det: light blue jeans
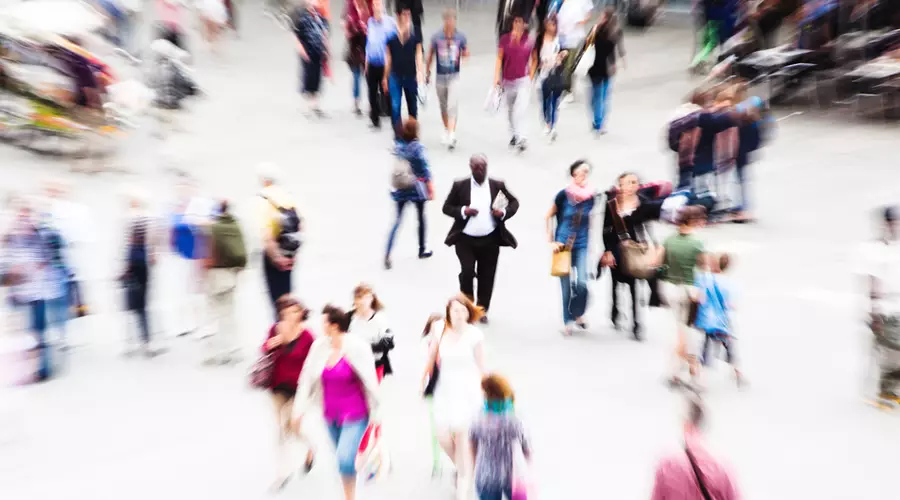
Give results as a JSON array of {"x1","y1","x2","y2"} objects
[
  {"x1": 559, "y1": 246, "x2": 589, "y2": 324},
  {"x1": 327, "y1": 417, "x2": 369, "y2": 477},
  {"x1": 591, "y1": 78, "x2": 612, "y2": 131},
  {"x1": 46, "y1": 294, "x2": 70, "y2": 343},
  {"x1": 351, "y1": 67, "x2": 363, "y2": 101},
  {"x1": 478, "y1": 486, "x2": 513, "y2": 500}
]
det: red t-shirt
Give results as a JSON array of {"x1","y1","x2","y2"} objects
[
  {"x1": 498, "y1": 33, "x2": 534, "y2": 82},
  {"x1": 264, "y1": 325, "x2": 315, "y2": 391}
]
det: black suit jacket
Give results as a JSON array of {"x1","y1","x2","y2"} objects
[{"x1": 442, "y1": 178, "x2": 519, "y2": 248}]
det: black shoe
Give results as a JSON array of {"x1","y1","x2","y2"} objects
[
  {"x1": 479, "y1": 315, "x2": 489, "y2": 325},
  {"x1": 508, "y1": 137, "x2": 517, "y2": 147},
  {"x1": 516, "y1": 138, "x2": 528, "y2": 151},
  {"x1": 418, "y1": 250, "x2": 433, "y2": 259},
  {"x1": 633, "y1": 324, "x2": 643, "y2": 341},
  {"x1": 303, "y1": 456, "x2": 315, "y2": 473},
  {"x1": 383, "y1": 257, "x2": 392, "y2": 270}
]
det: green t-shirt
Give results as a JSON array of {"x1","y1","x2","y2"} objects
[{"x1": 662, "y1": 233, "x2": 704, "y2": 285}]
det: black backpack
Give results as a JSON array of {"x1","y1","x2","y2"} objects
[{"x1": 262, "y1": 196, "x2": 302, "y2": 257}]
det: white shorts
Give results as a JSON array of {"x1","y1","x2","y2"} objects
[
  {"x1": 435, "y1": 76, "x2": 459, "y2": 118},
  {"x1": 664, "y1": 282, "x2": 703, "y2": 358}
]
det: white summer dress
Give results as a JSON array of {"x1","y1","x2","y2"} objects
[{"x1": 431, "y1": 322, "x2": 485, "y2": 431}]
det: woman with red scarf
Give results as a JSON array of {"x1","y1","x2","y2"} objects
[{"x1": 344, "y1": 0, "x2": 372, "y2": 114}]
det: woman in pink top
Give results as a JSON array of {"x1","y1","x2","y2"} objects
[
  {"x1": 293, "y1": 305, "x2": 380, "y2": 500},
  {"x1": 156, "y1": 0, "x2": 188, "y2": 51}
]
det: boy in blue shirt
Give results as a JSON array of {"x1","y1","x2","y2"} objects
[{"x1": 695, "y1": 252, "x2": 742, "y2": 386}]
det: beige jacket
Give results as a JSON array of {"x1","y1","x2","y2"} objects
[{"x1": 292, "y1": 335, "x2": 381, "y2": 423}]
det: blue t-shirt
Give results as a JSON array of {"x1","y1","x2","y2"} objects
[
  {"x1": 366, "y1": 17, "x2": 398, "y2": 65},
  {"x1": 430, "y1": 31, "x2": 467, "y2": 76},
  {"x1": 695, "y1": 272, "x2": 732, "y2": 335},
  {"x1": 554, "y1": 191, "x2": 594, "y2": 250}
]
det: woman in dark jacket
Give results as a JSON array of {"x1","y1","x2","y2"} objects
[
  {"x1": 600, "y1": 172, "x2": 663, "y2": 341},
  {"x1": 385, "y1": 118, "x2": 434, "y2": 270},
  {"x1": 263, "y1": 296, "x2": 316, "y2": 491}
]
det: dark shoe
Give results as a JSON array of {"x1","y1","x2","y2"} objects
[
  {"x1": 303, "y1": 455, "x2": 315, "y2": 473},
  {"x1": 516, "y1": 138, "x2": 528, "y2": 152},
  {"x1": 508, "y1": 137, "x2": 517, "y2": 147},
  {"x1": 479, "y1": 315, "x2": 489, "y2": 325},
  {"x1": 575, "y1": 320, "x2": 588, "y2": 330},
  {"x1": 418, "y1": 250, "x2": 433, "y2": 259},
  {"x1": 383, "y1": 257, "x2": 392, "y2": 270}
]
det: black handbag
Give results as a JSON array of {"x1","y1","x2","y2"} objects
[{"x1": 423, "y1": 363, "x2": 440, "y2": 397}]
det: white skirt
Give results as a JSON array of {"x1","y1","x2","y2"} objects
[{"x1": 199, "y1": 0, "x2": 227, "y2": 25}]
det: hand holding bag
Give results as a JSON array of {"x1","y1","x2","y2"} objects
[
  {"x1": 510, "y1": 438, "x2": 532, "y2": 500},
  {"x1": 551, "y1": 207, "x2": 583, "y2": 277},
  {"x1": 609, "y1": 199, "x2": 657, "y2": 279}
]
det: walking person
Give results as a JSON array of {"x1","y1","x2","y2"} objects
[
  {"x1": 425, "y1": 9, "x2": 468, "y2": 149},
  {"x1": 292, "y1": 305, "x2": 381, "y2": 500},
  {"x1": 695, "y1": 253, "x2": 742, "y2": 385},
  {"x1": 494, "y1": 16, "x2": 534, "y2": 151},
  {"x1": 442, "y1": 155, "x2": 520, "y2": 324},
  {"x1": 256, "y1": 163, "x2": 302, "y2": 318},
  {"x1": 470, "y1": 373, "x2": 532, "y2": 500},
  {"x1": 650, "y1": 396, "x2": 741, "y2": 499},
  {"x1": 33, "y1": 209, "x2": 73, "y2": 354},
  {"x1": 396, "y1": 0, "x2": 424, "y2": 41},
  {"x1": 120, "y1": 191, "x2": 158, "y2": 357},
  {"x1": 203, "y1": 200, "x2": 247, "y2": 366},
  {"x1": 349, "y1": 283, "x2": 395, "y2": 381},
  {"x1": 587, "y1": 9, "x2": 625, "y2": 135},
  {"x1": 556, "y1": 0, "x2": 593, "y2": 103},
  {"x1": 385, "y1": 118, "x2": 434, "y2": 269},
  {"x1": 364, "y1": 0, "x2": 396, "y2": 129},
  {"x1": 156, "y1": 0, "x2": 188, "y2": 52},
  {"x1": 496, "y1": 0, "x2": 536, "y2": 38},
  {"x1": 600, "y1": 172, "x2": 663, "y2": 340},
  {"x1": 536, "y1": 15, "x2": 566, "y2": 140},
  {"x1": 423, "y1": 294, "x2": 488, "y2": 498},
  {"x1": 383, "y1": 7, "x2": 424, "y2": 134},
  {"x1": 293, "y1": 0, "x2": 331, "y2": 116},
  {"x1": 198, "y1": 0, "x2": 228, "y2": 53},
  {"x1": 263, "y1": 296, "x2": 316, "y2": 491},
  {"x1": 345, "y1": 0, "x2": 371, "y2": 115},
  {"x1": 545, "y1": 160, "x2": 597, "y2": 336}
]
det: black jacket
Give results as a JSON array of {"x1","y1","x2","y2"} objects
[{"x1": 442, "y1": 178, "x2": 520, "y2": 248}]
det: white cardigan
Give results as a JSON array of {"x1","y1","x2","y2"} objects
[{"x1": 292, "y1": 335, "x2": 381, "y2": 423}]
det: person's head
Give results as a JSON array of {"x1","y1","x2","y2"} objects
[
  {"x1": 128, "y1": 187, "x2": 148, "y2": 211},
  {"x1": 398, "y1": 7, "x2": 412, "y2": 30},
  {"x1": 257, "y1": 162, "x2": 281, "y2": 188},
  {"x1": 218, "y1": 199, "x2": 230, "y2": 215},
  {"x1": 422, "y1": 312, "x2": 443, "y2": 338},
  {"x1": 481, "y1": 373, "x2": 515, "y2": 412},
  {"x1": 469, "y1": 154, "x2": 488, "y2": 184},
  {"x1": 322, "y1": 304, "x2": 352, "y2": 336},
  {"x1": 276, "y1": 295, "x2": 310, "y2": 323},
  {"x1": 400, "y1": 118, "x2": 419, "y2": 142},
  {"x1": 544, "y1": 15, "x2": 558, "y2": 36},
  {"x1": 882, "y1": 206, "x2": 897, "y2": 240},
  {"x1": 443, "y1": 9, "x2": 457, "y2": 32},
  {"x1": 445, "y1": 294, "x2": 482, "y2": 329},
  {"x1": 617, "y1": 172, "x2": 639, "y2": 197},
  {"x1": 373, "y1": 0, "x2": 383, "y2": 18},
  {"x1": 679, "y1": 206, "x2": 707, "y2": 233},
  {"x1": 353, "y1": 283, "x2": 384, "y2": 312},
  {"x1": 569, "y1": 160, "x2": 591, "y2": 187},
  {"x1": 718, "y1": 253, "x2": 730, "y2": 273},
  {"x1": 511, "y1": 15, "x2": 525, "y2": 36}
]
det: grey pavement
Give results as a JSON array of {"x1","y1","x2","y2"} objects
[{"x1": 2, "y1": 1, "x2": 900, "y2": 500}]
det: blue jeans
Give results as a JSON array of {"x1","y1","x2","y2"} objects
[
  {"x1": 591, "y1": 79, "x2": 612, "y2": 130},
  {"x1": 352, "y1": 67, "x2": 363, "y2": 101},
  {"x1": 30, "y1": 300, "x2": 51, "y2": 380},
  {"x1": 327, "y1": 418, "x2": 370, "y2": 477},
  {"x1": 46, "y1": 293, "x2": 70, "y2": 341},
  {"x1": 541, "y1": 83, "x2": 561, "y2": 128},
  {"x1": 389, "y1": 74, "x2": 418, "y2": 128},
  {"x1": 477, "y1": 486, "x2": 513, "y2": 500},
  {"x1": 732, "y1": 160, "x2": 749, "y2": 212},
  {"x1": 385, "y1": 200, "x2": 426, "y2": 258},
  {"x1": 559, "y1": 246, "x2": 589, "y2": 324}
]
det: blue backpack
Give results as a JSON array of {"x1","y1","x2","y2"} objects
[{"x1": 171, "y1": 214, "x2": 204, "y2": 260}]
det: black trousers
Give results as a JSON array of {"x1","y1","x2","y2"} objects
[
  {"x1": 455, "y1": 232, "x2": 501, "y2": 312},
  {"x1": 366, "y1": 64, "x2": 387, "y2": 126},
  {"x1": 610, "y1": 266, "x2": 660, "y2": 329},
  {"x1": 263, "y1": 254, "x2": 292, "y2": 318}
]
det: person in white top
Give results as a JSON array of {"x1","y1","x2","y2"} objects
[
  {"x1": 348, "y1": 283, "x2": 395, "y2": 381},
  {"x1": 858, "y1": 206, "x2": 900, "y2": 409},
  {"x1": 422, "y1": 294, "x2": 487, "y2": 499},
  {"x1": 537, "y1": 15, "x2": 567, "y2": 139},
  {"x1": 556, "y1": 0, "x2": 593, "y2": 102},
  {"x1": 441, "y1": 156, "x2": 520, "y2": 324}
]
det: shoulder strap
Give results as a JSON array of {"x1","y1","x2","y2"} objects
[
  {"x1": 685, "y1": 447, "x2": 714, "y2": 500},
  {"x1": 607, "y1": 198, "x2": 631, "y2": 242}
]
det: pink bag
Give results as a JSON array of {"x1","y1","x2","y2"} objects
[{"x1": 510, "y1": 439, "x2": 531, "y2": 500}]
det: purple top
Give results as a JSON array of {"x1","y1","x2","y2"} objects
[
  {"x1": 322, "y1": 358, "x2": 369, "y2": 423},
  {"x1": 499, "y1": 34, "x2": 534, "y2": 82}
]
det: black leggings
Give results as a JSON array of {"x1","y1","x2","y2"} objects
[
  {"x1": 263, "y1": 254, "x2": 292, "y2": 317},
  {"x1": 610, "y1": 267, "x2": 660, "y2": 329}
]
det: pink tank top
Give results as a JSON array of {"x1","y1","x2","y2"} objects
[{"x1": 321, "y1": 358, "x2": 369, "y2": 423}]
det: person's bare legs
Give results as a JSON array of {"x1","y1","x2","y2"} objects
[
  {"x1": 438, "y1": 429, "x2": 457, "y2": 466},
  {"x1": 341, "y1": 477, "x2": 356, "y2": 500},
  {"x1": 453, "y1": 429, "x2": 473, "y2": 500},
  {"x1": 271, "y1": 394, "x2": 292, "y2": 488}
]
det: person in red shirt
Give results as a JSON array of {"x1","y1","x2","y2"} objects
[{"x1": 263, "y1": 295, "x2": 316, "y2": 492}]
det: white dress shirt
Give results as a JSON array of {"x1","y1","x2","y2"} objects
[{"x1": 463, "y1": 178, "x2": 497, "y2": 237}]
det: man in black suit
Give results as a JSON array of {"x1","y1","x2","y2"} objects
[{"x1": 442, "y1": 155, "x2": 519, "y2": 324}]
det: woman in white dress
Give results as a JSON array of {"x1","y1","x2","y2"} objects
[
  {"x1": 423, "y1": 294, "x2": 487, "y2": 498},
  {"x1": 198, "y1": 0, "x2": 228, "y2": 51}
]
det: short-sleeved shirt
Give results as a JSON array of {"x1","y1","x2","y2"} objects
[
  {"x1": 387, "y1": 32, "x2": 421, "y2": 78},
  {"x1": 470, "y1": 413, "x2": 530, "y2": 492},
  {"x1": 366, "y1": 16, "x2": 397, "y2": 65},
  {"x1": 554, "y1": 190, "x2": 594, "y2": 250},
  {"x1": 498, "y1": 34, "x2": 534, "y2": 82},
  {"x1": 431, "y1": 30, "x2": 467, "y2": 76},
  {"x1": 662, "y1": 233, "x2": 704, "y2": 285}
]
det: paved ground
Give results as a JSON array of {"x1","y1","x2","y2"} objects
[{"x1": 2, "y1": 1, "x2": 900, "y2": 499}]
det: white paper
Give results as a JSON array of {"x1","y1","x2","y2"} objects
[{"x1": 492, "y1": 191, "x2": 509, "y2": 212}]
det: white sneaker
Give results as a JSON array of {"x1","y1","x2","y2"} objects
[
  {"x1": 448, "y1": 132, "x2": 457, "y2": 149},
  {"x1": 440, "y1": 131, "x2": 450, "y2": 145},
  {"x1": 543, "y1": 125, "x2": 551, "y2": 136},
  {"x1": 564, "y1": 94, "x2": 575, "y2": 104},
  {"x1": 549, "y1": 128, "x2": 558, "y2": 142}
]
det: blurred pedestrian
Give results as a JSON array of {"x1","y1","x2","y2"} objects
[
  {"x1": 384, "y1": 7, "x2": 424, "y2": 134},
  {"x1": 587, "y1": 8, "x2": 625, "y2": 135},
  {"x1": 198, "y1": 0, "x2": 228, "y2": 53},
  {"x1": 556, "y1": 0, "x2": 593, "y2": 103},
  {"x1": 421, "y1": 313, "x2": 444, "y2": 476},
  {"x1": 385, "y1": 118, "x2": 434, "y2": 270},
  {"x1": 695, "y1": 253, "x2": 742, "y2": 385},
  {"x1": 546, "y1": 160, "x2": 595, "y2": 336},
  {"x1": 443, "y1": 155, "x2": 519, "y2": 324},
  {"x1": 425, "y1": 9, "x2": 468, "y2": 149},
  {"x1": 423, "y1": 295, "x2": 487, "y2": 498},
  {"x1": 470, "y1": 373, "x2": 532, "y2": 500},
  {"x1": 496, "y1": 0, "x2": 536, "y2": 38},
  {"x1": 364, "y1": 0, "x2": 397, "y2": 129},
  {"x1": 155, "y1": 0, "x2": 188, "y2": 52},
  {"x1": 494, "y1": 16, "x2": 534, "y2": 151},
  {"x1": 345, "y1": 0, "x2": 372, "y2": 115},
  {"x1": 264, "y1": 296, "x2": 316, "y2": 491},
  {"x1": 349, "y1": 284, "x2": 394, "y2": 381},
  {"x1": 203, "y1": 200, "x2": 247, "y2": 365},
  {"x1": 293, "y1": 0, "x2": 331, "y2": 116},
  {"x1": 395, "y1": 0, "x2": 424, "y2": 41},
  {"x1": 537, "y1": 15, "x2": 566, "y2": 141},
  {"x1": 256, "y1": 164, "x2": 302, "y2": 318},
  {"x1": 121, "y1": 190, "x2": 158, "y2": 357},
  {"x1": 649, "y1": 397, "x2": 740, "y2": 500},
  {"x1": 293, "y1": 305, "x2": 381, "y2": 500},
  {"x1": 600, "y1": 172, "x2": 663, "y2": 340},
  {"x1": 730, "y1": 82, "x2": 768, "y2": 223}
]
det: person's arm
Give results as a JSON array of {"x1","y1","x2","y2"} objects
[
  {"x1": 442, "y1": 182, "x2": 465, "y2": 219},
  {"x1": 416, "y1": 40, "x2": 425, "y2": 82},
  {"x1": 498, "y1": 182, "x2": 519, "y2": 220},
  {"x1": 494, "y1": 46, "x2": 505, "y2": 87},
  {"x1": 291, "y1": 340, "x2": 324, "y2": 430},
  {"x1": 416, "y1": 146, "x2": 435, "y2": 200},
  {"x1": 382, "y1": 39, "x2": 392, "y2": 90},
  {"x1": 473, "y1": 339, "x2": 487, "y2": 375},
  {"x1": 545, "y1": 203, "x2": 558, "y2": 243},
  {"x1": 425, "y1": 38, "x2": 435, "y2": 81}
]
